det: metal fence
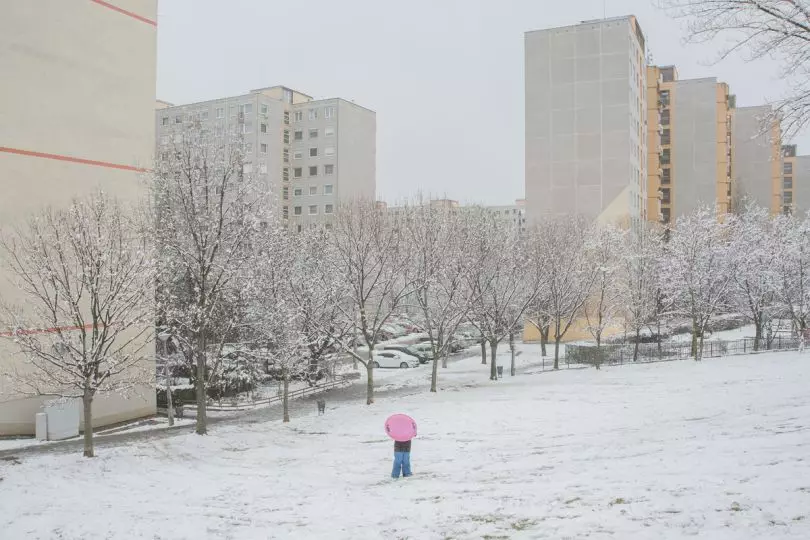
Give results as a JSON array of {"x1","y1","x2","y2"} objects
[{"x1": 565, "y1": 335, "x2": 800, "y2": 368}]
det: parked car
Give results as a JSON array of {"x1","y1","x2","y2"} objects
[
  {"x1": 410, "y1": 343, "x2": 437, "y2": 361},
  {"x1": 372, "y1": 351, "x2": 420, "y2": 369},
  {"x1": 382, "y1": 345, "x2": 428, "y2": 364}
]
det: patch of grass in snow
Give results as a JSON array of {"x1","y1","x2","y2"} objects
[
  {"x1": 469, "y1": 513, "x2": 502, "y2": 524},
  {"x1": 0, "y1": 456, "x2": 21, "y2": 465},
  {"x1": 730, "y1": 501, "x2": 743, "y2": 512},
  {"x1": 565, "y1": 497, "x2": 582, "y2": 505},
  {"x1": 511, "y1": 518, "x2": 536, "y2": 530},
  {"x1": 609, "y1": 497, "x2": 628, "y2": 506}
]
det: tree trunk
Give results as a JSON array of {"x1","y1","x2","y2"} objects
[
  {"x1": 553, "y1": 338, "x2": 561, "y2": 370},
  {"x1": 366, "y1": 350, "x2": 375, "y2": 405},
  {"x1": 195, "y1": 348, "x2": 207, "y2": 435},
  {"x1": 441, "y1": 348, "x2": 448, "y2": 369},
  {"x1": 282, "y1": 374, "x2": 290, "y2": 423},
  {"x1": 540, "y1": 325, "x2": 549, "y2": 357},
  {"x1": 165, "y1": 361, "x2": 174, "y2": 428},
  {"x1": 509, "y1": 331, "x2": 516, "y2": 376},
  {"x1": 480, "y1": 340, "x2": 487, "y2": 364},
  {"x1": 82, "y1": 392, "x2": 94, "y2": 458},
  {"x1": 754, "y1": 320, "x2": 762, "y2": 352},
  {"x1": 690, "y1": 322, "x2": 698, "y2": 359},
  {"x1": 430, "y1": 355, "x2": 439, "y2": 393},
  {"x1": 489, "y1": 340, "x2": 498, "y2": 381},
  {"x1": 633, "y1": 328, "x2": 641, "y2": 362}
]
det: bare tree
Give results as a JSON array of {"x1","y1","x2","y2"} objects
[
  {"x1": 583, "y1": 224, "x2": 625, "y2": 349},
  {"x1": 620, "y1": 225, "x2": 664, "y2": 361},
  {"x1": 659, "y1": 0, "x2": 810, "y2": 138},
  {"x1": 528, "y1": 216, "x2": 597, "y2": 369},
  {"x1": 328, "y1": 200, "x2": 415, "y2": 405},
  {"x1": 403, "y1": 202, "x2": 477, "y2": 391},
  {"x1": 660, "y1": 206, "x2": 736, "y2": 360},
  {"x1": 771, "y1": 212, "x2": 810, "y2": 346},
  {"x1": 152, "y1": 124, "x2": 271, "y2": 434},
  {"x1": 0, "y1": 193, "x2": 154, "y2": 457}
]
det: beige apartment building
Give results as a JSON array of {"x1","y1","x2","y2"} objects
[
  {"x1": 732, "y1": 105, "x2": 782, "y2": 214},
  {"x1": 781, "y1": 145, "x2": 810, "y2": 215},
  {"x1": 646, "y1": 66, "x2": 733, "y2": 223},
  {"x1": 0, "y1": 1, "x2": 158, "y2": 435},
  {"x1": 156, "y1": 87, "x2": 376, "y2": 231},
  {"x1": 525, "y1": 15, "x2": 648, "y2": 232}
]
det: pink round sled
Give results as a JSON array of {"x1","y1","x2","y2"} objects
[{"x1": 385, "y1": 414, "x2": 417, "y2": 442}]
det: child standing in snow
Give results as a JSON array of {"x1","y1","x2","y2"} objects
[{"x1": 392, "y1": 438, "x2": 412, "y2": 479}]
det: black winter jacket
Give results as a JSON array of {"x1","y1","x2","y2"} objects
[{"x1": 394, "y1": 440, "x2": 412, "y2": 453}]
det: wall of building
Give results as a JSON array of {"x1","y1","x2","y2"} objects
[
  {"x1": 732, "y1": 106, "x2": 781, "y2": 213},
  {"x1": 525, "y1": 16, "x2": 646, "y2": 231},
  {"x1": 0, "y1": 0, "x2": 158, "y2": 435},
  {"x1": 794, "y1": 156, "x2": 810, "y2": 216},
  {"x1": 335, "y1": 100, "x2": 377, "y2": 203}
]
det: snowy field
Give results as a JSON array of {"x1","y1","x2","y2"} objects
[{"x1": 2, "y1": 348, "x2": 810, "y2": 539}]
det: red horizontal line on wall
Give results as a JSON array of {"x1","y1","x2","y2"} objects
[
  {"x1": 89, "y1": 0, "x2": 157, "y2": 27},
  {"x1": 0, "y1": 323, "x2": 97, "y2": 338},
  {"x1": 0, "y1": 146, "x2": 150, "y2": 173}
]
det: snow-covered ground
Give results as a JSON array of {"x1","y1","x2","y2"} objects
[{"x1": 2, "y1": 348, "x2": 809, "y2": 539}]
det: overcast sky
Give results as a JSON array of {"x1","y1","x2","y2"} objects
[{"x1": 156, "y1": 0, "x2": 806, "y2": 206}]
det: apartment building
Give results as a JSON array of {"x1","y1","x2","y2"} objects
[
  {"x1": 646, "y1": 66, "x2": 733, "y2": 223},
  {"x1": 0, "y1": 1, "x2": 158, "y2": 435},
  {"x1": 525, "y1": 15, "x2": 648, "y2": 232},
  {"x1": 156, "y1": 87, "x2": 376, "y2": 230},
  {"x1": 781, "y1": 145, "x2": 810, "y2": 215},
  {"x1": 486, "y1": 199, "x2": 527, "y2": 232},
  {"x1": 732, "y1": 105, "x2": 782, "y2": 214}
]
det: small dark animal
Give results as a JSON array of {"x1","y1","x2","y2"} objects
[{"x1": 317, "y1": 399, "x2": 326, "y2": 415}]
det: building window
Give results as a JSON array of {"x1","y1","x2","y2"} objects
[
  {"x1": 283, "y1": 206, "x2": 289, "y2": 219},
  {"x1": 660, "y1": 148, "x2": 671, "y2": 165},
  {"x1": 309, "y1": 205, "x2": 318, "y2": 215},
  {"x1": 325, "y1": 204, "x2": 334, "y2": 214},
  {"x1": 309, "y1": 109, "x2": 319, "y2": 120},
  {"x1": 260, "y1": 123, "x2": 268, "y2": 134},
  {"x1": 294, "y1": 151, "x2": 303, "y2": 160},
  {"x1": 283, "y1": 187, "x2": 289, "y2": 201},
  {"x1": 784, "y1": 177, "x2": 793, "y2": 189},
  {"x1": 297, "y1": 224, "x2": 303, "y2": 233},
  {"x1": 245, "y1": 143, "x2": 253, "y2": 154},
  {"x1": 294, "y1": 130, "x2": 303, "y2": 141},
  {"x1": 175, "y1": 115, "x2": 183, "y2": 124},
  {"x1": 294, "y1": 111, "x2": 303, "y2": 122},
  {"x1": 162, "y1": 117, "x2": 169, "y2": 126},
  {"x1": 324, "y1": 164, "x2": 334, "y2": 175},
  {"x1": 309, "y1": 128, "x2": 319, "y2": 139},
  {"x1": 659, "y1": 90, "x2": 670, "y2": 107},
  {"x1": 662, "y1": 167, "x2": 671, "y2": 184},
  {"x1": 661, "y1": 207, "x2": 671, "y2": 223},
  {"x1": 325, "y1": 106, "x2": 335, "y2": 119},
  {"x1": 324, "y1": 184, "x2": 334, "y2": 195},
  {"x1": 784, "y1": 191, "x2": 793, "y2": 204},
  {"x1": 216, "y1": 107, "x2": 224, "y2": 119},
  {"x1": 310, "y1": 147, "x2": 318, "y2": 157},
  {"x1": 325, "y1": 146, "x2": 335, "y2": 156},
  {"x1": 325, "y1": 127, "x2": 335, "y2": 137},
  {"x1": 283, "y1": 167, "x2": 289, "y2": 181},
  {"x1": 784, "y1": 162, "x2": 793, "y2": 174},
  {"x1": 294, "y1": 187, "x2": 303, "y2": 197},
  {"x1": 284, "y1": 111, "x2": 290, "y2": 125},
  {"x1": 241, "y1": 104, "x2": 253, "y2": 114},
  {"x1": 661, "y1": 109, "x2": 670, "y2": 126},
  {"x1": 294, "y1": 206, "x2": 302, "y2": 216},
  {"x1": 261, "y1": 105, "x2": 268, "y2": 115},
  {"x1": 259, "y1": 162, "x2": 267, "y2": 174},
  {"x1": 661, "y1": 188, "x2": 671, "y2": 204},
  {"x1": 309, "y1": 186, "x2": 318, "y2": 195},
  {"x1": 242, "y1": 122, "x2": 253, "y2": 134},
  {"x1": 201, "y1": 111, "x2": 209, "y2": 120},
  {"x1": 661, "y1": 128, "x2": 671, "y2": 146},
  {"x1": 283, "y1": 130, "x2": 290, "y2": 144},
  {"x1": 283, "y1": 149, "x2": 290, "y2": 163},
  {"x1": 294, "y1": 167, "x2": 303, "y2": 178},
  {"x1": 260, "y1": 143, "x2": 268, "y2": 155},
  {"x1": 309, "y1": 166, "x2": 318, "y2": 176}
]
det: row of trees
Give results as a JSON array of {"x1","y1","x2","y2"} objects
[{"x1": 4, "y1": 123, "x2": 810, "y2": 456}]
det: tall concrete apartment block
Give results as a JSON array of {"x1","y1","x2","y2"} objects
[
  {"x1": 781, "y1": 145, "x2": 810, "y2": 215},
  {"x1": 646, "y1": 66, "x2": 732, "y2": 223},
  {"x1": 525, "y1": 16, "x2": 648, "y2": 231},
  {"x1": 0, "y1": 0, "x2": 158, "y2": 435},
  {"x1": 156, "y1": 87, "x2": 376, "y2": 230},
  {"x1": 732, "y1": 105, "x2": 782, "y2": 214}
]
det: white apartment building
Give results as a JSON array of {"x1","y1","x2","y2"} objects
[
  {"x1": 525, "y1": 16, "x2": 648, "y2": 231},
  {"x1": 486, "y1": 199, "x2": 527, "y2": 232},
  {"x1": 155, "y1": 86, "x2": 376, "y2": 230},
  {"x1": 1, "y1": 0, "x2": 158, "y2": 435}
]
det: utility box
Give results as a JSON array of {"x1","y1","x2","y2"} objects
[
  {"x1": 43, "y1": 398, "x2": 80, "y2": 441},
  {"x1": 35, "y1": 412, "x2": 48, "y2": 441}
]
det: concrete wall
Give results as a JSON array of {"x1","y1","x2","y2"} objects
[
  {"x1": 335, "y1": 100, "x2": 377, "y2": 203},
  {"x1": 794, "y1": 156, "x2": 810, "y2": 216},
  {"x1": 525, "y1": 16, "x2": 646, "y2": 231},
  {"x1": 0, "y1": 0, "x2": 158, "y2": 435},
  {"x1": 671, "y1": 78, "x2": 719, "y2": 217},
  {"x1": 733, "y1": 106, "x2": 780, "y2": 212}
]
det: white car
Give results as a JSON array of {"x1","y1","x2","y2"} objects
[{"x1": 372, "y1": 351, "x2": 419, "y2": 369}]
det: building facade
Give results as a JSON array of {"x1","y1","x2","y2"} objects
[
  {"x1": 525, "y1": 15, "x2": 648, "y2": 231},
  {"x1": 485, "y1": 199, "x2": 527, "y2": 232},
  {"x1": 0, "y1": 0, "x2": 158, "y2": 435},
  {"x1": 646, "y1": 67, "x2": 733, "y2": 223},
  {"x1": 732, "y1": 105, "x2": 782, "y2": 214},
  {"x1": 155, "y1": 87, "x2": 376, "y2": 230}
]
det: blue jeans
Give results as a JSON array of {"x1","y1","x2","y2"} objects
[{"x1": 392, "y1": 451, "x2": 412, "y2": 478}]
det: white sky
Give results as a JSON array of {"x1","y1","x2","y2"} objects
[{"x1": 156, "y1": 0, "x2": 808, "y2": 206}]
